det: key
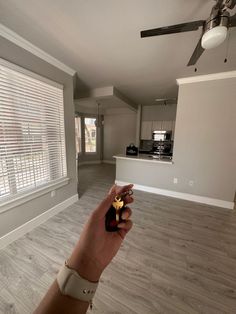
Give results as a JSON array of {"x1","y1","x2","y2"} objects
[{"x1": 105, "y1": 190, "x2": 133, "y2": 232}]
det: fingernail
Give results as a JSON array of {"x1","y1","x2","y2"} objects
[
  {"x1": 117, "y1": 222, "x2": 125, "y2": 228},
  {"x1": 121, "y1": 212, "x2": 128, "y2": 219}
]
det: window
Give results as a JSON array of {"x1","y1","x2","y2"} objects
[
  {"x1": 0, "y1": 59, "x2": 67, "y2": 204},
  {"x1": 84, "y1": 118, "x2": 96, "y2": 153},
  {"x1": 75, "y1": 116, "x2": 82, "y2": 154}
]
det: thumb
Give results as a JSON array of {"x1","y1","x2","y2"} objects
[
  {"x1": 94, "y1": 185, "x2": 117, "y2": 217},
  {"x1": 94, "y1": 184, "x2": 133, "y2": 218}
]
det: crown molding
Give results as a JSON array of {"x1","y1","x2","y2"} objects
[
  {"x1": 177, "y1": 71, "x2": 236, "y2": 85},
  {"x1": 0, "y1": 23, "x2": 76, "y2": 76}
]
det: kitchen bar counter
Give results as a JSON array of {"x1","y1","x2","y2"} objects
[
  {"x1": 114, "y1": 154, "x2": 173, "y2": 164},
  {"x1": 114, "y1": 154, "x2": 176, "y2": 199}
]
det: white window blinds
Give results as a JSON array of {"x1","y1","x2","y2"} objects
[{"x1": 0, "y1": 59, "x2": 67, "y2": 203}]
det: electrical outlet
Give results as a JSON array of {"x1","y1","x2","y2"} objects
[
  {"x1": 189, "y1": 180, "x2": 194, "y2": 187},
  {"x1": 51, "y1": 190, "x2": 56, "y2": 197},
  {"x1": 173, "y1": 178, "x2": 178, "y2": 184}
]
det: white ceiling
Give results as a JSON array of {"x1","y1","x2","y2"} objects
[{"x1": 0, "y1": 0, "x2": 236, "y2": 106}]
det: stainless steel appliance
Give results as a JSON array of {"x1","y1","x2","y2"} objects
[
  {"x1": 152, "y1": 130, "x2": 172, "y2": 141},
  {"x1": 152, "y1": 142, "x2": 172, "y2": 155}
]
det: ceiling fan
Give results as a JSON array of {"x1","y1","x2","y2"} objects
[
  {"x1": 155, "y1": 98, "x2": 177, "y2": 105},
  {"x1": 140, "y1": 0, "x2": 236, "y2": 66}
]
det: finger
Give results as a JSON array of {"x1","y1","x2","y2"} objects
[
  {"x1": 94, "y1": 187, "x2": 116, "y2": 217},
  {"x1": 123, "y1": 195, "x2": 134, "y2": 205},
  {"x1": 114, "y1": 184, "x2": 134, "y2": 197},
  {"x1": 94, "y1": 184, "x2": 133, "y2": 217},
  {"x1": 121, "y1": 207, "x2": 132, "y2": 220},
  {"x1": 117, "y1": 219, "x2": 133, "y2": 230},
  {"x1": 117, "y1": 220, "x2": 133, "y2": 239},
  {"x1": 107, "y1": 184, "x2": 117, "y2": 195}
]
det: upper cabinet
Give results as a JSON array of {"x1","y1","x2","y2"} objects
[
  {"x1": 171, "y1": 121, "x2": 175, "y2": 140},
  {"x1": 141, "y1": 121, "x2": 153, "y2": 140},
  {"x1": 152, "y1": 120, "x2": 162, "y2": 131},
  {"x1": 141, "y1": 120, "x2": 175, "y2": 140},
  {"x1": 161, "y1": 120, "x2": 173, "y2": 131}
]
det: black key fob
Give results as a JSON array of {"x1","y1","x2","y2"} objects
[
  {"x1": 105, "y1": 202, "x2": 125, "y2": 232},
  {"x1": 105, "y1": 190, "x2": 133, "y2": 232}
]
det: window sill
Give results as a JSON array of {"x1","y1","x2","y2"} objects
[{"x1": 0, "y1": 177, "x2": 70, "y2": 214}]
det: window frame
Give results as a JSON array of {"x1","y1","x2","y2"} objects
[
  {"x1": 0, "y1": 58, "x2": 69, "y2": 213},
  {"x1": 1, "y1": 177, "x2": 70, "y2": 214},
  {"x1": 75, "y1": 115, "x2": 82, "y2": 156},
  {"x1": 84, "y1": 116, "x2": 97, "y2": 154}
]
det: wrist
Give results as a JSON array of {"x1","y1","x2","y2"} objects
[
  {"x1": 57, "y1": 262, "x2": 99, "y2": 304},
  {"x1": 67, "y1": 254, "x2": 102, "y2": 282}
]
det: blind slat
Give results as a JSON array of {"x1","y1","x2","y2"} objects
[{"x1": 0, "y1": 61, "x2": 67, "y2": 203}]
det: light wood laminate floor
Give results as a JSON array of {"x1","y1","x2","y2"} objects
[{"x1": 0, "y1": 164, "x2": 236, "y2": 313}]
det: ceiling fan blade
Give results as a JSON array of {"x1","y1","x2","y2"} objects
[
  {"x1": 229, "y1": 13, "x2": 236, "y2": 27},
  {"x1": 155, "y1": 98, "x2": 176, "y2": 102},
  {"x1": 140, "y1": 20, "x2": 205, "y2": 38},
  {"x1": 187, "y1": 37, "x2": 205, "y2": 66}
]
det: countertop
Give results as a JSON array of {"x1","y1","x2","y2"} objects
[{"x1": 113, "y1": 154, "x2": 174, "y2": 164}]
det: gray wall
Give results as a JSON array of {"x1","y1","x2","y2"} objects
[
  {"x1": 0, "y1": 36, "x2": 77, "y2": 237},
  {"x1": 116, "y1": 77, "x2": 236, "y2": 203},
  {"x1": 75, "y1": 103, "x2": 137, "y2": 162},
  {"x1": 142, "y1": 104, "x2": 177, "y2": 121},
  {"x1": 103, "y1": 108, "x2": 137, "y2": 161}
]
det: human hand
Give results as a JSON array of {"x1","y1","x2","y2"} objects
[{"x1": 67, "y1": 184, "x2": 134, "y2": 282}]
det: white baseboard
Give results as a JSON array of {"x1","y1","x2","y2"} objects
[
  {"x1": 79, "y1": 160, "x2": 115, "y2": 166},
  {"x1": 0, "y1": 194, "x2": 78, "y2": 250},
  {"x1": 102, "y1": 160, "x2": 116, "y2": 165},
  {"x1": 115, "y1": 180, "x2": 234, "y2": 210},
  {"x1": 79, "y1": 160, "x2": 102, "y2": 166}
]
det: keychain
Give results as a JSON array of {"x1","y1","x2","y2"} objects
[{"x1": 105, "y1": 189, "x2": 133, "y2": 232}]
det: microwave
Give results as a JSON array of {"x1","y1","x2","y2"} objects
[{"x1": 153, "y1": 130, "x2": 172, "y2": 141}]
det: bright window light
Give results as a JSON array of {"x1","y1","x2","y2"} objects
[
  {"x1": 0, "y1": 59, "x2": 67, "y2": 203},
  {"x1": 84, "y1": 118, "x2": 97, "y2": 153}
]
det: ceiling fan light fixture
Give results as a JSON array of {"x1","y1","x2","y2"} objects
[{"x1": 201, "y1": 25, "x2": 228, "y2": 49}]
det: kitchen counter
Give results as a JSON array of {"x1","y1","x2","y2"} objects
[
  {"x1": 114, "y1": 154, "x2": 175, "y2": 198},
  {"x1": 114, "y1": 154, "x2": 173, "y2": 164}
]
